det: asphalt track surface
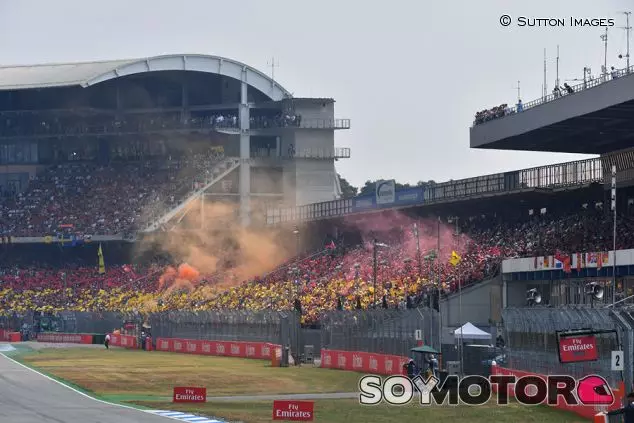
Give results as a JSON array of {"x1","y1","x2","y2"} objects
[{"x1": 0, "y1": 354, "x2": 174, "y2": 423}]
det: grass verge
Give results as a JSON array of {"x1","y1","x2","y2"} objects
[{"x1": 17, "y1": 348, "x2": 361, "y2": 397}]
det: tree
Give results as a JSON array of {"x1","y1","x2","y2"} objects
[
  {"x1": 416, "y1": 180, "x2": 436, "y2": 188},
  {"x1": 337, "y1": 174, "x2": 358, "y2": 199}
]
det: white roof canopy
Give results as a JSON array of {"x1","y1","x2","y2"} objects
[
  {"x1": 454, "y1": 322, "x2": 491, "y2": 340},
  {"x1": 0, "y1": 54, "x2": 291, "y2": 101}
]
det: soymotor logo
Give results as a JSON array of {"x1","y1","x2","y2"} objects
[{"x1": 359, "y1": 374, "x2": 615, "y2": 406}]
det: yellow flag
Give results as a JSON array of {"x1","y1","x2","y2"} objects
[
  {"x1": 98, "y1": 244, "x2": 105, "y2": 274},
  {"x1": 449, "y1": 251, "x2": 462, "y2": 266}
]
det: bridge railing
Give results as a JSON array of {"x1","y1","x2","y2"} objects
[
  {"x1": 298, "y1": 118, "x2": 351, "y2": 129},
  {"x1": 250, "y1": 147, "x2": 351, "y2": 160},
  {"x1": 265, "y1": 154, "x2": 616, "y2": 225},
  {"x1": 473, "y1": 64, "x2": 634, "y2": 126}
]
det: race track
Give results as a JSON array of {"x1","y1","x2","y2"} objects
[{"x1": 0, "y1": 353, "x2": 194, "y2": 423}]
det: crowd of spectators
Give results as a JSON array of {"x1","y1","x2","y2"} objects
[
  {"x1": 250, "y1": 113, "x2": 301, "y2": 129},
  {"x1": 474, "y1": 104, "x2": 511, "y2": 125},
  {"x1": 0, "y1": 110, "x2": 303, "y2": 137},
  {"x1": 2, "y1": 208, "x2": 633, "y2": 324},
  {"x1": 0, "y1": 147, "x2": 225, "y2": 236}
]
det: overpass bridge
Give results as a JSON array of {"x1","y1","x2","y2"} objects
[{"x1": 470, "y1": 65, "x2": 634, "y2": 153}]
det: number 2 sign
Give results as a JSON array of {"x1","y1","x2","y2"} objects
[{"x1": 612, "y1": 350, "x2": 624, "y2": 371}]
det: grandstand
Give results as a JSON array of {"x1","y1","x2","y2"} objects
[
  {"x1": 0, "y1": 53, "x2": 351, "y2": 237},
  {"x1": 4, "y1": 49, "x2": 634, "y2": 416}
]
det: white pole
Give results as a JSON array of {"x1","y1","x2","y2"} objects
[
  {"x1": 623, "y1": 12, "x2": 632, "y2": 71},
  {"x1": 458, "y1": 273, "x2": 464, "y2": 376},
  {"x1": 437, "y1": 217, "x2": 442, "y2": 351},
  {"x1": 517, "y1": 81, "x2": 520, "y2": 103},
  {"x1": 543, "y1": 48, "x2": 547, "y2": 100},
  {"x1": 612, "y1": 165, "x2": 617, "y2": 305},
  {"x1": 601, "y1": 29, "x2": 608, "y2": 79},
  {"x1": 555, "y1": 46, "x2": 559, "y2": 88}
]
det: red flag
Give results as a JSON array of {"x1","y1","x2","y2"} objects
[
  {"x1": 598, "y1": 254, "x2": 603, "y2": 270},
  {"x1": 555, "y1": 251, "x2": 564, "y2": 263},
  {"x1": 564, "y1": 256, "x2": 571, "y2": 273}
]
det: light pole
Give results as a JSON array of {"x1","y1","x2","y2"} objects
[
  {"x1": 371, "y1": 239, "x2": 390, "y2": 308},
  {"x1": 373, "y1": 239, "x2": 378, "y2": 308},
  {"x1": 619, "y1": 11, "x2": 631, "y2": 71},
  {"x1": 612, "y1": 165, "x2": 617, "y2": 306},
  {"x1": 404, "y1": 258, "x2": 413, "y2": 305},
  {"x1": 413, "y1": 223, "x2": 422, "y2": 277},
  {"x1": 293, "y1": 227, "x2": 300, "y2": 304}
]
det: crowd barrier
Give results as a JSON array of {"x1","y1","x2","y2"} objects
[
  {"x1": 0, "y1": 329, "x2": 21, "y2": 342},
  {"x1": 492, "y1": 365, "x2": 625, "y2": 420},
  {"x1": 109, "y1": 334, "x2": 138, "y2": 349},
  {"x1": 320, "y1": 349, "x2": 409, "y2": 376},
  {"x1": 36, "y1": 333, "x2": 93, "y2": 344},
  {"x1": 155, "y1": 338, "x2": 279, "y2": 360}
]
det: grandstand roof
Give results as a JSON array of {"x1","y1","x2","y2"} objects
[{"x1": 0, "y1": 54, "x2": 292, "y2": 101}]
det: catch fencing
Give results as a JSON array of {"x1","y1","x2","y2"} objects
[
  {"x1": 502, "y1": 306, "x2": 633, "y2": 390},
  {"x1": 319, "y1": 308, "x2": 441, "y2": 358},
  {"x1": 3, "y1": 308, "x2": 439, "y2": 360},
  {"x1": 146, "y1": 309, "x2": 300, "y2": 348}
]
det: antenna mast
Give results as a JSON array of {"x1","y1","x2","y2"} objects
[
  {"x1": 543, "y1": 48, "x2": 547, "y2": 99},
  {"x1": 267, "y1": 57, "x2": 279, "y2": 82},
  {"x1": 621, "y1": 12, "x2": 632, "y2": 71},
  {"x1": 555, "y1": 45, "x2": 559, "y2": 88},
  {"x1": 516, "y1": 80, "x2": 521, "y2": 102},
  {"x1": 601, "y1": 28, "x2": 609, "y2": 78}
]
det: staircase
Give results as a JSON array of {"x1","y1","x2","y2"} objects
[{"x1": 142, "y1": 157, "x2": 240, "y2": 233}]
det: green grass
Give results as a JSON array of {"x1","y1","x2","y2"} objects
[
  {"x1": 16, "y1": 348, "x2": 590, "y2": 423},
  {"x1": 133, "y1": 399, "x2": 589, "y2": 423},
  {"x1": 18, "y1": 348, "x2": 361, "y2": 397}
]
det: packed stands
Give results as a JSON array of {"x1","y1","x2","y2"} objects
[
  {"x1": 2, "y1": 206, "x2": 633, "y2": 324},
  {"x1": 0, "y1": 111, "x2": 301, "y2": 138},
  {"x1": 0, "y1": 148, "x2": 225, "y2": 236}
]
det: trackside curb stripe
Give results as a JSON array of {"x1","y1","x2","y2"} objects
[{"x1": 149, "y1": 410, "x2": 224, "y2": 423}]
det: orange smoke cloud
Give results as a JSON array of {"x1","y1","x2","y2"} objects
[
  {"x1": 138, "y1": 194, "x2": 296, "y2": 307},
  {"x1": 158, "y1": 266, "x2": 177, "y2": 290},
  {"x1": 178, "y1": 263, "x2": 200, "y2": 281}
]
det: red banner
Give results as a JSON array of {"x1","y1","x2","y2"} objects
[
  {"x1": 173, "y1": 386, "x2": 206, "y2": 403},
  {"x1": 558, "y1": 335, "x2": 598, "y2": 363},
  {"x1": 108, "y1": 334, "x2": 138, "y2": 349},
  {"x1": 492, "y1": 365, "x2": 623, "y2": 420},
  {"x1": 273, "y1": 400, "x2": 314, "y2": 421},
  {"x1": 0, "y1": 330, "x2": 21, "y2": 342},
  {"x1": 156, "y1": 338, "x2": 277, "y2": 360},
  {"x1": 320, "y1": 349, "x2": 408, "y2": 375},
  {"x1": 37, "y1": 333, "x2": 93, "y2": 344}
]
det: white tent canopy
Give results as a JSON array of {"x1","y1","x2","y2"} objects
[{"x1": 454, "y1": 322, "x2": 492, "y2": 340}]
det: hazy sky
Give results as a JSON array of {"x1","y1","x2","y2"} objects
[{"x1": 0, "y1": 0, "x2": 632, "y2": 187}]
